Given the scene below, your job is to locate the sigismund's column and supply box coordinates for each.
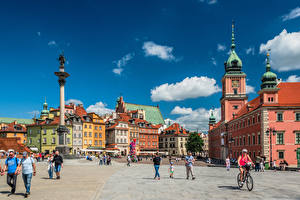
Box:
[54,54,70,153]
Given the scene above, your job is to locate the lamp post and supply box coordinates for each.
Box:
[228,137,235,158]
[266,128,276,169]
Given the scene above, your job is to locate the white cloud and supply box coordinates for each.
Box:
[286,75,300,82]
[246,47,255,55]
[211,57,217,66]
[246,85,255,94]
[171,106,221,132]
[171,106,193,115]
[37,32,41,36]
[151,76,221,102]
[86,101,114,115]
[260,29,300,71]
[66,99,83,105]
[48,40,57,47]
[112,53,134,75]
[199,0,217,4]
[112,68,124,75]
[282,7,300,21]
[217,44,226,52]
[207,0,217,4]
[143,41,176,61]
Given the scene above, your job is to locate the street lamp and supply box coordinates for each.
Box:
[266,128,276,169]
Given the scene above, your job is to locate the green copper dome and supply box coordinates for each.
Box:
[209,111,216,124]
[41,98,49,116]
[261,52,278,89]
[225,22,243,74]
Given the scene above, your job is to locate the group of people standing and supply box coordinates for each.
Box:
[98,154,111,166]
[0,150,36,198]
[152,152,196,180]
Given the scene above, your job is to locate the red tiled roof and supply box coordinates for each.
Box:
[0,138,31,153]
[275,82,300,106]
[0,122,26,133]
[163,123,187,135]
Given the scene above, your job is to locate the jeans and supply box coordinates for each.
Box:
[55,165,61,172]
[154,165,160,178]
[7,173,17,191]
[48,167,53,179]
[22,173,32,193]
[99,159,103,165]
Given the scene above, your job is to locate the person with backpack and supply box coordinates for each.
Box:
[1,150,20,195]
[18,152,36,198]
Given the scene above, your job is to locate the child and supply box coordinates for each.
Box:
[225,156,230,171]
[169,162,174,178]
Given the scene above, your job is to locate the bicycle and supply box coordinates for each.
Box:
[237,163,254,191]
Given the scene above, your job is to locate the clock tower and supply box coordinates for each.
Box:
[220,22,248,122]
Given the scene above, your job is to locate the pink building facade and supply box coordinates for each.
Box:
[208,24,300,167]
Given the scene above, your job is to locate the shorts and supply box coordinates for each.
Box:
[170,170,174,174]
[55,165,61,172]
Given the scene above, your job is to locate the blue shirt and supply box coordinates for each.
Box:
[185,156,194,167]
[21,157,34,174]
[5,157,20,174]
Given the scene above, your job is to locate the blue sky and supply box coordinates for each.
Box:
[1,0,300,131]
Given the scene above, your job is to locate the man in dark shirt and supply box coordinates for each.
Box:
[52,151,63,179]
[153,152,161,180]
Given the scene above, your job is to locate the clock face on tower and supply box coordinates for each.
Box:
[232,80,240,88]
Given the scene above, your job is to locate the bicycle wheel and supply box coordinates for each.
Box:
[237,173,243,188]
[246,174,254,191]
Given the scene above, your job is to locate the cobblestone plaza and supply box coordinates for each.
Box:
[0,160,299,200]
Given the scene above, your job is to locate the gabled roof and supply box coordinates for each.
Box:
[0,122,26,133]
[276,82,300,106]
[124,103,165,125]
[162,123,188,135]
[0,117,33,125]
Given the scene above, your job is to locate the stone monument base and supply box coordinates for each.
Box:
[55,146,71,155]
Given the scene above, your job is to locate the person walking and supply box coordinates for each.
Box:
[103,154,107,165]
[52,151,63,179]
[99,154,103,166]
[185,152,195,180]
[225,156,230,171]
[260,157,265,172]
[107,155,111,165]
[47,154,54,179]
[127,155,131,167]
[169,162,174,178]
[1,150,20,195]
[19,152,36,198]
[153,153,161,180]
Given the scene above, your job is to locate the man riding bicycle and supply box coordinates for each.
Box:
[237,149,253,183]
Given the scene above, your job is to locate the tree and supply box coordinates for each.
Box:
[185,132,204,154]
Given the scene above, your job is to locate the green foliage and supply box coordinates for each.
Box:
[185,132,204,154]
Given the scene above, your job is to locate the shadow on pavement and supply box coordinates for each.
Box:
[0,191,25,197]
[218,185,240,190]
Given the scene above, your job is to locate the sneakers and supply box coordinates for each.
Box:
[24,192,28,198]
[11,188,15,194]
[56,176,60,179]
[192,177,196,180]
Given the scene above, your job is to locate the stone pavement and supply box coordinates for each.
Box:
[0,159,121,200]
[99,164,300,200]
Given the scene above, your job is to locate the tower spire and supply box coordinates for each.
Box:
[231,20,235,50]
[266,49,271,72]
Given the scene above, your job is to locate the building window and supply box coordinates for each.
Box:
[277,132,284,144]
[258,133,261,144]
[52,137,56,144]
[95,133,98,138]
[29,138,32,144]
[295,132,300,144]
[233,105,238,110]
[296,113,300,121]
[67,138,70,144]
[84,132,87,137]
[277,113,283,122]
[252,135,256,145]
[43,129,47,135]
[43,138,47,144]
[84,140,87,144]
[89,140,92,144]
[278,151,284,159]
[89,125,92,129]
[239,137,242,146]
[95,140,98,145]
[258,115,261,122]
[84,125,87,128]
[248,135,251,145]
[233,88,238,95]
[243,136,245,146]
[89,132,92,137]
[95,126,98,130]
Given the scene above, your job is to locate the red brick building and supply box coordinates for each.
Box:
[208,24,300,167]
